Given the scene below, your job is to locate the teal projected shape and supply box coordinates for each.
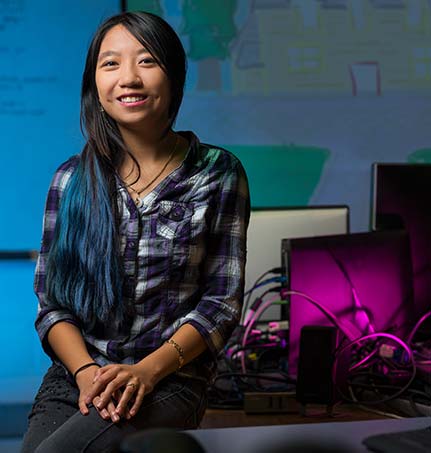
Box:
[408,148,431,163]
[180,0,237,60]
[180,0,237,90]
[228,145,330,207]
[126,0,164,16]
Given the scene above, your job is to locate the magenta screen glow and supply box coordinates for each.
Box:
[283,230,414,378]
[372,163,431,319]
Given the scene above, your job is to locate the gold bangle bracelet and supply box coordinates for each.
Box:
[165,338,185,370]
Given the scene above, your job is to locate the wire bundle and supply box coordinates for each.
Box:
[208,266,431,413]
[208,268,293,409]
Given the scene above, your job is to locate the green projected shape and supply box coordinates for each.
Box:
[126,0,164,16]
[227,145,330,207]
[408,149,431,163]
[180,0,237,90]
[180,0,237,61]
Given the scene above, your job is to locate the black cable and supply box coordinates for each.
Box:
[228,342,283,362]
[343,370,416,405]
[243,267,283,320]
[215,372,294,385]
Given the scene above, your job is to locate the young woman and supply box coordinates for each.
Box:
[21,11,249,453]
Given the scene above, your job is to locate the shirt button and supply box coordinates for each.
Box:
[129,241,136,248]
[171,207,184,220]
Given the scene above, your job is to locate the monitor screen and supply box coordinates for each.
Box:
[283,230,414,378]
[246,206,349,321]
[371,163,431,319]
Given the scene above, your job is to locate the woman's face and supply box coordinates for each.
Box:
[95,24,171,132]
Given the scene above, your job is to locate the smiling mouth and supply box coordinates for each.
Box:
[118,95,148,103]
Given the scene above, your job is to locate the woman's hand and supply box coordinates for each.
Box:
[75,366,121,423]
[85,363,156,419]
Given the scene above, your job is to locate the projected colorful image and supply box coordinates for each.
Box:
[124,0,431,232]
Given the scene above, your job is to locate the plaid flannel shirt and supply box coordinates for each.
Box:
[34,132,250,378]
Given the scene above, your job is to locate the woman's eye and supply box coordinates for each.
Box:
[101,60,117,68]
[140,57,155,65]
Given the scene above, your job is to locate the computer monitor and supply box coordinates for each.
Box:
[371,163,431,318]
[246,206,349,321]
[282,230,414,378]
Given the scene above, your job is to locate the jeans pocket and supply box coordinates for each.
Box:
[182,381,208,429]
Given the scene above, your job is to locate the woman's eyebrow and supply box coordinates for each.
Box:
[98,50,120,61]
[98,48,151,61]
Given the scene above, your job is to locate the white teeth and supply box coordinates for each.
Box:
[120,96,145,103]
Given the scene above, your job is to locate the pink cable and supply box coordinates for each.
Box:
[333,332,414,379]
[349,347,379,372]
[280,289,364,340]
[332,332,417,405]
[407,310,431,345]
[241,294,282,373]
[240,289,367,374]
[352,287,375,334]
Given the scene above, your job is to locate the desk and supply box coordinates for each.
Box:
[200,402,389,429]
[190,416,431,453]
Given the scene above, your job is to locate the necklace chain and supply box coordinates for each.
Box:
[127,134,179,205]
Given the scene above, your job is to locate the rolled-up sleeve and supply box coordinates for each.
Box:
[181,156,250,359]
[34,157,80,359]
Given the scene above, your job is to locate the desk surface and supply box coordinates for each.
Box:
[190,416,431,453]
[200,403,389,429]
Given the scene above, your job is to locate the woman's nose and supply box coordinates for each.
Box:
[119,66,143,88]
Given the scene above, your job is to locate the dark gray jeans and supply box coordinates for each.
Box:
[21,364,208,453]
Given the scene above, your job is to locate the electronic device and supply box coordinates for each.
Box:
[371,163,431,319]
[246,206,349,321]
[282,230,414,378]
[296,325,339,410]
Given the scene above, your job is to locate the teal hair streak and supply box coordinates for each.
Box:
[46,149,124,327]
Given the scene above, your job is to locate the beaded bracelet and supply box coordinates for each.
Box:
[165,338,185,370]
[73,362,101,381]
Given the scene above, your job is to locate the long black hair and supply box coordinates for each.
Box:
[46,12,187,328]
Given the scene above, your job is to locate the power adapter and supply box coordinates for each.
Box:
[243,392,295,414]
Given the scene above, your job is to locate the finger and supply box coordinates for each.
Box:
[129,386,146,417]
[97,378,128,409]
[93,364,116,383]
[85,380,106,405]
[114,389,133,419]
[115,384,137,417]
[85,368,122,404]
[107,400,120,423]
[93,397,110,420]
[113,388,122,405]
[92,365,119,384]
[78,398,89,416]
[100,374,130,406]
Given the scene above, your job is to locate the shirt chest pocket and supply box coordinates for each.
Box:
[156,201,194,241]
[155,201,195,274]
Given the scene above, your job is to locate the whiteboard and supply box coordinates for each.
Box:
[0,1,119,251]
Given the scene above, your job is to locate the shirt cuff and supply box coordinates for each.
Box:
[177,311,225,361]
[36,309,79,360]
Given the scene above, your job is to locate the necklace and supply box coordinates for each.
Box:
[128,134,179,206]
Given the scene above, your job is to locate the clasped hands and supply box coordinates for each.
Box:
[76,363,154,423]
